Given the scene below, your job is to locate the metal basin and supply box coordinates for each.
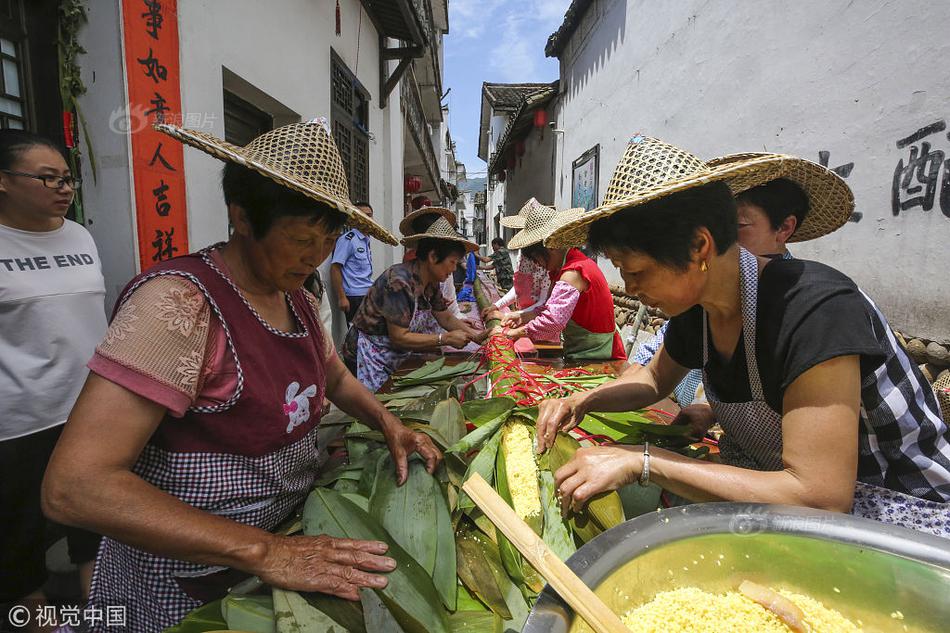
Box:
[524,503,950,633]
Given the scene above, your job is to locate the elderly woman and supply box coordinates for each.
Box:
[537,136,950,537]
[342,215,481,392]
[41,121,442,630]
[488,203,625,360]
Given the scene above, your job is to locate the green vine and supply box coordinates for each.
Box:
[57,0,95,224]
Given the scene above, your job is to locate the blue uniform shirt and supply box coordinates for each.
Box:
[331,228,373,296]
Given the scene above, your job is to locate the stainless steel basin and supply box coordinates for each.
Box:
[524,503,950,633]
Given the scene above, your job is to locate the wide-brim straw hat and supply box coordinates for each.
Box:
[156,120,398,245]
[546,135,854,248]
[704,151,851,243]
[500,197,549,230]
[399,206,457,237]
[400,216,478,252]
[508,203,587,250]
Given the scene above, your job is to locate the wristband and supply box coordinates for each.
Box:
[638,441,651,487]
[438,332,443,346]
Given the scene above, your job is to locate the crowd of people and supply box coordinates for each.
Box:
[1,119,947,631]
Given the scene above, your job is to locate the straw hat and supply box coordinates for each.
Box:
[500,197,550,230]
[546,135,854,247]
[399,206,457,237]
[156,120,398,245]
[400,216,478,252]
[507,203,587,250]
[704,152,851,243]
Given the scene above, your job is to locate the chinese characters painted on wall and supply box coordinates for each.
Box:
[122,0,188,270]
[892,120,950,219]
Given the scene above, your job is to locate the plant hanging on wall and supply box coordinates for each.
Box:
[58,0,96,224]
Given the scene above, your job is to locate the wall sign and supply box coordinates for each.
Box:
[572,144,599,212]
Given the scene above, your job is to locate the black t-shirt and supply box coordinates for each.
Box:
[665,258,888,413]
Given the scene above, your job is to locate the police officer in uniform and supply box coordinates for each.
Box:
[330,201,374,324]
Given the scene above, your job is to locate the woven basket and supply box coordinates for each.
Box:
[400,216,477,251]
[935,371,950,423]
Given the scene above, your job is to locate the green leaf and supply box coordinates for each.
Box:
[340,492,370,512]
[370,458,438,575]
[456,584,488,612]
[457,427,503,514]
[431,474,458,611]
[360,588,406,632]
[400,356,446,381]
[492,443,523,587]
[455,524,512,620]
[431,398,466,447]
[303,488,450,633]
[221,595,275,633]
[449,611,497,632]
[274,588,351,633]
[163,600,227,633]
[447,411,510,455]
[356,449,388,498]
[539,470,576,562]
[460,397,516,427]
[300,593,365,633]
[377,385,436,402]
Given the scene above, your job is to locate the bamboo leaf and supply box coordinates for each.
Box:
[431,475,458,611]
[274,588,350,633]
[164,600,227,633]
[356,449,387,498]
[360,588,406,632]
[539,470,576,561]
[449,611,496,632]
[303,488,450,633]
[369,458,438,575]
[399,356,445,381]
[221,595,275,633]
[300,593,365,633]
[457,427,503,514]
[460,397,515,427]
[455,524,512,619]
[447,410,510,455]
[431,398,466,447]
[376,385,436,402]
[492,443,524,587]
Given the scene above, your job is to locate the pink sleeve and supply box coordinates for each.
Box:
[525,281,580,342]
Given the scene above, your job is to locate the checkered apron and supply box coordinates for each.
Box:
[87,249,328,631]
[705,248,949,537]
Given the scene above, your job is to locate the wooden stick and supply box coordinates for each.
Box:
[462,473,629,633]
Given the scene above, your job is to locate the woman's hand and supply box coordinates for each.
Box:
[441,329,470,349]
[502,326,526,341]
[381,420,442,485]
[671,403,718,440]
[554,446,642,516]
[501,312,523,327]
[257,534,395,600]
[481,306,502,322]
[535,393,587,453]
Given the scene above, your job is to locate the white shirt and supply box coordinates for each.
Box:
[0,219,107,440]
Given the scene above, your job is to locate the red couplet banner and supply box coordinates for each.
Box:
[122,0,189,272]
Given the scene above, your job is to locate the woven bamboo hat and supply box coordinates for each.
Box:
[547,135,854,247]
[399,206,457,237]
[508,202,587,250]
[156,119,398,245]
[400,216,478,252]
[500,197,549,230]
[704,152,852,243]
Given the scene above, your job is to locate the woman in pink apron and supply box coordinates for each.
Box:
[538,136,949,538]
[42,121,442,631]
[342,216,484,392]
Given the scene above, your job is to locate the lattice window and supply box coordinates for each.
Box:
[330,50,369,204]
[0,0,27,130]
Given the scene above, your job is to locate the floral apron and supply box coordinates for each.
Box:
[704,248,949,537]
[357,297,432,393]
[87,247,328,631]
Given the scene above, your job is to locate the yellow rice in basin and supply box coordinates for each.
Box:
[621,587,860,632]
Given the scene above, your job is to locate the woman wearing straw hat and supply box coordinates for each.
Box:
[538,135,950,537]
[42,120,442,629]
[341,215,483,392]
[482,197,553,321]
[489,203,626,361]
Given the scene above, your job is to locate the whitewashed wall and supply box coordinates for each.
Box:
[79,0,406,343]
[503,104,557,220]
[553,0,950,342]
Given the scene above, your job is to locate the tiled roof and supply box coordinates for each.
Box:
[545,0,594,58]
[487,82,559,175]
[482,82,555,111]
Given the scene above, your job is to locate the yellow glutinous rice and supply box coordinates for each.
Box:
[502,423,542,520]
[620,587,860,632]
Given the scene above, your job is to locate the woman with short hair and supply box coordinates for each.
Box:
[342,215,481,392]
[42,121,442,630]
[537,136,950,537]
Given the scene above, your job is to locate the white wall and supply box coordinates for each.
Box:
[554,0,950,342]
[503,104,557,215]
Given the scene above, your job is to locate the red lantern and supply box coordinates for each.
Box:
[404,175,421,194]
[497,170,506,183]
[533,109,548,128]
[515,140,526,156]
[411,195,432,210]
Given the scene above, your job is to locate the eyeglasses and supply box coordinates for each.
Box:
[0,170,82,190]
